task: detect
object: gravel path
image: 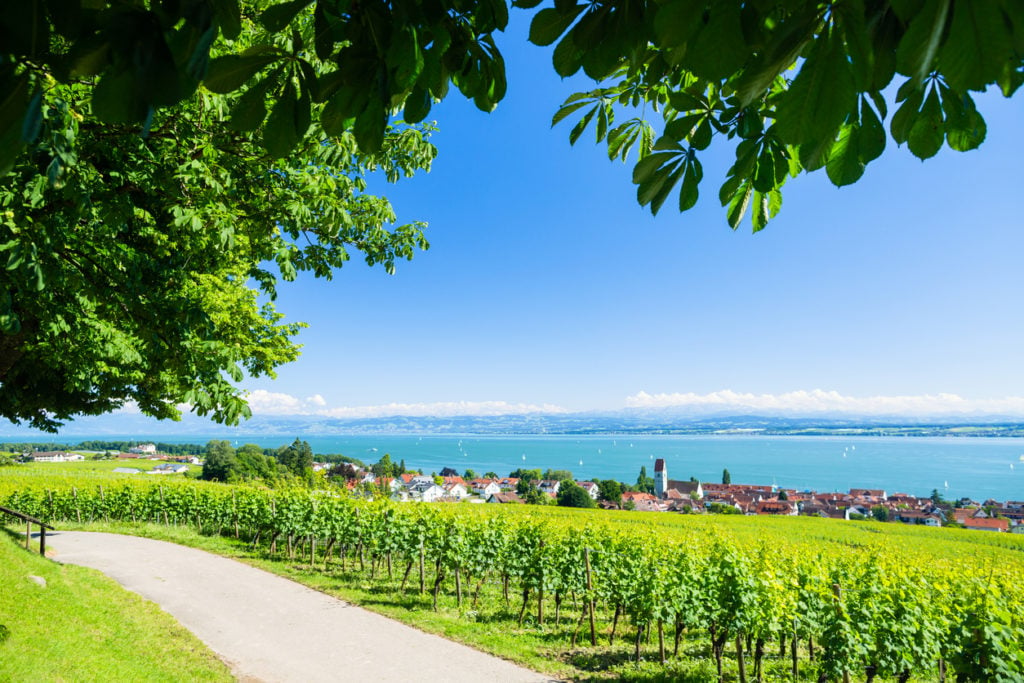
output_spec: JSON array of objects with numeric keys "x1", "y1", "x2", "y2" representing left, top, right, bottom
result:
[{"x1": 48, "y1": 531, "x2": 553, "y2": 683}]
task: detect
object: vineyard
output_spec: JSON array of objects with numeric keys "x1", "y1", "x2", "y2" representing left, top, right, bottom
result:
[{"x1": 2, "y1": 477, "x2": 1023, "y2": 682}]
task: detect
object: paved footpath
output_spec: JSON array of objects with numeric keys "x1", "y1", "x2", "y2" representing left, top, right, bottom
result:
[{"x1": 48, "y1": 531, "x2": 554, "y2": 683}]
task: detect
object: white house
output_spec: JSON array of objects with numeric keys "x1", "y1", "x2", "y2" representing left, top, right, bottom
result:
[
  {"x1": 148, "y1": 463, "x2": 188, "y2": 475},
  {"x1": 414, "y1": 484, "x2": 447, "y2": 503},
  {"x1": 469, "y1": 479, "x2": 501, "y2": 497},
  {"x1": 538, "y1": 480, "x2": 561, "y2": 495},
  {"x1": 32, "y1": 451, "x2": 84, "y2": 462},
  {"x1": 577, "y1": 481, "x2": 600, "y2": 500},
  {"x1": 130, "y1": 443, "x2": 158, "y2": 454},
  {"x1": 444, "y1": 483, "x2": 469, "y2": 501}
]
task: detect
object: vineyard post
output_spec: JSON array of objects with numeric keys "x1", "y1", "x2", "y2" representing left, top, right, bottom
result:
[
  {"x1": 791, "y1": 617, "x2": 798, "y2": 681},
  {"x1": 537, "y1": 540, "x2": 545, "y2": 626},
  {"x1": 72, "y1": 487, "x2": 81, "y2": 523},
  {"x1": 160, "y1": 486, "x2": 168, "y2": 525},
  {"x1": 832, "y1": 583, "x2": 850, "y2": 683},
  {"x1": 46, "y1": 489, "x2": 53, "y2": 517},
  {"x1": 232, "y1": 490, "x2": 239, "y2": 538},
  {"x1": 419, "y1": 539, "x2": 425, "y2": 594},
  {"x1": 736, "y1": 636, "x2": 747, "y2": 683},
  {"x1": 585, "y1": 547, "x2": 597, "y2": 646},
  {"x1": 658, "y1": 621, "x2": 666, "y2": 665},
  {"x1": 98, "y1": 485, "x2": 108, "y2": 523}
]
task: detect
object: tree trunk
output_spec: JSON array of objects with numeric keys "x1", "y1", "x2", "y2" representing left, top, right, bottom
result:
[
  {"x1": 674, "y1": 619, "x2": 684, "y2": 657},
  {"x1": 400, "y1": 560, "x2": 414, "y2": 591},
  {"x1": 736, "y1": 635, "x2": 747, "y2": 683},
  {"x1": 455, "y1": 567, "x2": 462, "y2": 607},
  {"x1": 609, "y1": 604, "x2": 621, "y2": 645},
  {"x1": 432, "y1": 564, "x2": 446, "y2": 611},
  {"x1": 754, "y1": 637, "x2": 764, "y2": 683},
  {"x1": 518, "y1": 588, "x2": 530, "y2": 626}
]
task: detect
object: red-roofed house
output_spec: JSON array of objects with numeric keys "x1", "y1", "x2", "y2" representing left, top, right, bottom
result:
[{"x1": 964, "y1": 517, "x2": 1009, "y2": 532}]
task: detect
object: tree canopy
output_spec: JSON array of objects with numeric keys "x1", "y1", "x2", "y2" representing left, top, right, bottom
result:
[{"x1": 1, "y1": 0, "x2": 1021, "y2": 428}]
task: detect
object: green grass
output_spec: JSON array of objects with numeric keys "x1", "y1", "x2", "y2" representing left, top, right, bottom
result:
[
  {"x1": 0, "y1": 526, "x2": 231, "y2": 682},
  {"x1": 2, "y1": 458, "x2": 196, "y2": 478}
]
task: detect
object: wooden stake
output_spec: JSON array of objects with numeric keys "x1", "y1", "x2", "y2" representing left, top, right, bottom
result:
[{"x1": 584, "y1": 547, "x2": 597, "y2": 646}]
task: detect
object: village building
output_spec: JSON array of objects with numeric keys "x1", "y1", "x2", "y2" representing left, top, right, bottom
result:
[
  {"x1": 487, "y1": 492, "x2": 523, "y2": 504},
  {"x1": 577, "y1": 481, "x2": 600, "y2": 500},
  {"x1": 31, "y1": 451, "x2": 84, "y2": 462},
  {"x1": 469, "y1": 479, "x2": 501, "y2": 497},
  {"x1": 148, "y1": 463, "x2": 188, "y2": 475},
  {"x1": 964, "y1": 517, "x2": 1009, "y2": 532}
]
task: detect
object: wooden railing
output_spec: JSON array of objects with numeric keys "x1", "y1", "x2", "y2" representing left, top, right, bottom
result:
[{"x1": 0, "y1": 505, "x2": 54, "y2": 556}]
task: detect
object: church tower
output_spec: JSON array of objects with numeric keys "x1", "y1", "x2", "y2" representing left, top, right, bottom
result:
[{"x1": 654, "y1": 458, "x2": 667, "y2": 498}]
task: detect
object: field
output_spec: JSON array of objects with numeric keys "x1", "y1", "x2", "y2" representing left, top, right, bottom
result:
[
  {"x1": 1, "y1": 459, "x2": 197, "y2": 478},
  {"x1": 2, "y1": 469, "x2": 1023, "y2": 682}
]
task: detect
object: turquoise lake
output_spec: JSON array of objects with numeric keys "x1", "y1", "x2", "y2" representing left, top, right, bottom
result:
[{"x1": 49, "y1": 433, "x2": 1023, "y2": 502}]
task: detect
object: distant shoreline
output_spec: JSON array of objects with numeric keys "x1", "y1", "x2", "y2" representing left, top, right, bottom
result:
[{"x1": 8, "y1": 426, "x2": 1024, "y2": 441}]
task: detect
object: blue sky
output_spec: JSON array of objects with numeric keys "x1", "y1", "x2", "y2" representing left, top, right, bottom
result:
[
  {"x1": 19, "y1": 14, "x2": 1024, "y2": 435},
  {"x1": 223, "y1": 12, "x2": 1024, "y2": 420}
]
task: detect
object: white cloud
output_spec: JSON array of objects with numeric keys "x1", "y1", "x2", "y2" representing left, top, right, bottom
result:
[
  {"x1": 624, "y1": 389, "x2": 1024, "y2": 416},
  {"x1": 243, "y1": 391, "x2": 566, "y2": 418}
]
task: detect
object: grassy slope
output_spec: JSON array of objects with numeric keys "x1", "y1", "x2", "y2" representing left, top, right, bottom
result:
[{"x1": 0, "y1": 529, "x2": 231, "y2": 682}]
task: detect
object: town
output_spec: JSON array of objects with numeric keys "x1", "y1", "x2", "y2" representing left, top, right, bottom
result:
[{"x1": 340, "y1": 456, "x2": 1024, "y2": 533}]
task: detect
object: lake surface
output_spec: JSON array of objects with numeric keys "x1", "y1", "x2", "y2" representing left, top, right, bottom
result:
[{"x1": 18, "y1": 433, "x2": 1023, "y2": 502}]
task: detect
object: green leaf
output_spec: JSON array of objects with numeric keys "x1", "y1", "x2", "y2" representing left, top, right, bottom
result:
[
  {"x1": 890, "y1": 86, "x2": 924, "y2": 145},
  {"x1": 895, "y1": 0, "x2": 950, "y2": 85},
  {"x1": 632, "y1": 151, "x2": 678, "y2": 185},
  {"x1": 646, "y1": 159, "x2": 686, "y2": 214},
  {"x1": 529, "y1": 7, "x2": 582, "y2": 47},
  {"x1": 941, "y1": 87, "x2": 986, "y2": 152},
  {"x1": 858, "y1": 97, "x2": 886, "y2": 163},
  {"x1": 826, "y1": 123, "x2": 864, "y2": 186},
  {"x1": 752, "y1": 150, "x2": 776, "y2": 193},
  {"x1": 263, "y1": 82, "x2": 301, "y2": 158},
  {"x1": 679, "y1": 156, "x2": 702, "y2": 212},
  {"x1": 552, "y1": 32, "x2": 584, "y2": 77},
  {"x1": 228, "y1": 74, "x2": 275, "y2": 132},
  {"x1": 353, "y1": 98, "x2": 386, "y2": 153},
  {"x1": 205, "y1": 51, "x2": 281, "y2": 94},
  {"x1": 907, "y1": 86, "x2": 944, "y2": 159},
  {"x1": 261, "y1": 0, "x2": 314, "y2": 32},
  {"x1": 210, "y1": 0, "x2": 242, "y2": 40},
  {"x1": 552, "y1": 98, "x2": 591, "y2": 127},
  {"x1": 653, "y1": 0, "x2": 704, "y2": 49},
  {"x1": 322, "y1": 86, "x2": 367, "y2": 136},
  {"x1": 403, "y1": 86, "x2": 432, "y2": 124},
  {"x1": 938, "y1": 0, "x2": 1013, "y2": 92},
  {"x1": 688, "y1": 3, "x2": 748, "y2": 81},
  {"x1": 20, "y1": 90, "x2": 42, "y2": 144},
  {"x1": 774, "y1": 28, "x2": 856, "y2": 148},
  {"x1": 92, "y1": 69, "x2": 147, "y2": 123},
  {"x1": 389, "y1": 27, "x2": 424, "y2": 90},
  {"x1": 833, "y1": 0, "x2": 872, "y2": 89},
  {"x1": 668, "y1": 90, "x2": 705, "y2": 113},
  {"x1": 727, "y1": 181, "x2": 753, "y2": 230},
  {"x1": 568, "y1": 105, "x2": 598, "y2": 145},
  {"x1": 732, "y1": 8, "x2": 820, "y2": 107}
]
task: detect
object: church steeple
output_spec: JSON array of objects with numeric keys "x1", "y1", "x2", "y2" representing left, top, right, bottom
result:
[{"x1": 654, "y1": 458, "x2": 667, "y2": 498}]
